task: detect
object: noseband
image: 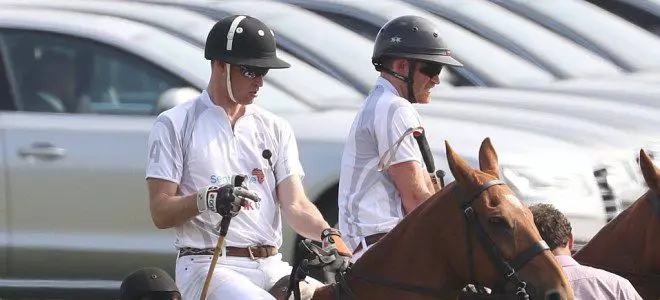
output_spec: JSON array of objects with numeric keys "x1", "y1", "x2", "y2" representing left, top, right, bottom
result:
[{"x1": 341, "y1": 180, "x2": 549, "y2": 300}]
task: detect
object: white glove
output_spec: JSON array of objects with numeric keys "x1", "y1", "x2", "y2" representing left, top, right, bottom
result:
[{"x1": 196, "y1": 175, "x2": 260, "y2": 216}]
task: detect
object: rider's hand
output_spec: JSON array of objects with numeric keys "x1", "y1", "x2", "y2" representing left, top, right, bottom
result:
[
  {"x1": 321, "y1": 228, "x2": 352, "y2": 257},
  {"x1": 196, "y1": 175, "x2": 261, "y2": 217},
  {"x1": 320, "y1": 228, "x2": 352, "y2": 275}
]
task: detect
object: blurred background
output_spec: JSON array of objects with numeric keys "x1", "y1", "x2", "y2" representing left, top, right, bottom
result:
[{"x1": 0, "y1": 0, "x2": 659, "y2": 298}]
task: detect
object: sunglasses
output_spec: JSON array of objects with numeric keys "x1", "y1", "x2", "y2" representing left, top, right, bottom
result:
[
  {"x1": 419, "y1": 63, "x2": 443, "y2": 78},
  {"x1": 239, "y1": 65, "x2": 269, "y2": 79}
]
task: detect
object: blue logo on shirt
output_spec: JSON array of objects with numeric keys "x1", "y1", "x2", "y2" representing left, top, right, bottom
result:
[{"x1": 210, "y1": 174, "x2": 263, "y2": 185}]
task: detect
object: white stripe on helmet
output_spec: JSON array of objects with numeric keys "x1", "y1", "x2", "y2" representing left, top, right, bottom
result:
[{"x1": 226, "y1": 15, "x2": 247, "y2": 51}]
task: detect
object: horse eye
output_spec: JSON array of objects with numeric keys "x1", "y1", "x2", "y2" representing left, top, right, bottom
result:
[{"x1": 488, "y1": 216, "x2": 508, "y2": 228}]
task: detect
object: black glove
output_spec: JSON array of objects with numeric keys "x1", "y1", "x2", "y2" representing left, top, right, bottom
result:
[
  {"x1": 197, "y1": 175, "x2": 261, "y2": 217},
  {"x1": 320, "y1": 228, "x2": 352, "y2": 275}
]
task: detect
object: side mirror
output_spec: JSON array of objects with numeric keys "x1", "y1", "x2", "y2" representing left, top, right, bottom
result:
[{"x1": 154, "y1": 87, "x2": 199, "y2": 115}]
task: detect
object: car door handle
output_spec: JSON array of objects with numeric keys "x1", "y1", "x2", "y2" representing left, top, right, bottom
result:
[{"x1": 18, "y1": 143, "x2": 66, "y2": 160}]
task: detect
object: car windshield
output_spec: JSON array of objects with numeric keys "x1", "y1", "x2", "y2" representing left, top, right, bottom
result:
[
  {"x1": 516, "y1": 0, "x2": 660, "y2": 71},
  {"x1": 209, "y1": 0, "x2": 379, "y2": 90},
  {"x1": 430, "y1": 0, "x2": 623, "y2": 78},
  {"x1": 327, "y1": 0, "x2": 555, "y2": 87}
]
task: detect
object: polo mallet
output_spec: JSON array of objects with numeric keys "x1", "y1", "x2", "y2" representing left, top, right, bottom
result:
[
  {"x1": 412, "y1": 128, "x2": 445, "y2": 192},
  {"x1": 200, "y1": 175, "x2": 248, "y2": 300}
]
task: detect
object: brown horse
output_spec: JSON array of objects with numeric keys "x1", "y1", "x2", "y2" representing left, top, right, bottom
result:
[
  {"x1": 295, "y1": 138, "x2": 572, "y2": 300},
  {"x1": 574, "y1": 149, "x2": 660, "y2": 300}
]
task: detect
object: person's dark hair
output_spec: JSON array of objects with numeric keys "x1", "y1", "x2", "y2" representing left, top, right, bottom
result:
[
  {"x1": 529, "y1": 204, "x2": 572, "y2": 250},
  {"x1": 379, "y1": 57, "x2": 397, "y2": 70}
]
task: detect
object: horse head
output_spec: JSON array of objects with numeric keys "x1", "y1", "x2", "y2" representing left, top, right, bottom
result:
[
  {"x1": 325, "y1": 138, "x2": 573, "y2": 300},
  {"x1": 574, "y1": 149, "x2": 660, "y2": 299}
]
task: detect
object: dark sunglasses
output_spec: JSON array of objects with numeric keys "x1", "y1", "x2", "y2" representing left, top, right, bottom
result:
[
  {"x1": 239, "y1": 65, "x2": 269, "y2": 79},
  {"x1": 419, "y1": 63, "x2": 443, "y2": 78}
]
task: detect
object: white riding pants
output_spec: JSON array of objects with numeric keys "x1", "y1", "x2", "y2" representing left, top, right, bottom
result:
[{"x1": 176, "y1": 248, "x2": 320, "y2": 300}]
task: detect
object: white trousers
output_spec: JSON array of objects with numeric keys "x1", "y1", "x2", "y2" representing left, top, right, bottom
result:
[{"x1": 176, "y1": 250, "x2": 320, "y2": 300}]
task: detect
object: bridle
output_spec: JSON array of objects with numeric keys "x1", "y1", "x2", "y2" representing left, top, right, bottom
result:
[
  {"x1": 456, "y1": 180, "x2": 549, "y2": 299},
  {"x1": 338, "y1": 180, "x2": 550, "y2": 300}
]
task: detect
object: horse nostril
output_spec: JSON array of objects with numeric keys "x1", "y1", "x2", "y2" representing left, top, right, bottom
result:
[{"x1": 545, "y1": 289, "x2": 562, "y2": 300}]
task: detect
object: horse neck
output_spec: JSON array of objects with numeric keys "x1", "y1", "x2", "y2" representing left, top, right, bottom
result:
[
  {"x1": 348, "y1": 183, "x2": 464, "y2": 292},
  {"x1": 576, "y1": 195, "x2": 656, "y2": 271}
]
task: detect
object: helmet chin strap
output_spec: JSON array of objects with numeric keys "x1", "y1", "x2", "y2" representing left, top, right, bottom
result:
[
  {"x1": 225, "y1": 63, "x2": 238, "y2": 103},
  {"x1": 381, "y1": 61, "x2": 417, "y2": 103}
]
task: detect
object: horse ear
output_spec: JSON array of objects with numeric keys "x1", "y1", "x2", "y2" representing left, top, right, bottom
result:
[
  {"x1": 446, "y1": 140, "x2": 472, "y2": 185},
  {"x1": 478, "y1": 137, "x2": 500, "y2": 178},
  {"x1": 640, "y1": 149, "x2": 660, "y2": 192}
]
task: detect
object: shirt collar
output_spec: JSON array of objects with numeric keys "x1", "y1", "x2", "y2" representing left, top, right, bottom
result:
[
  {"x1": 200, "y1": 89, "x2": 255, "y2": 116},
  {"x1": 376, "y1": 76, "x2": 400, "y2": 97},
  {"x1": 555, "y1": 255, "x2": 580, "y2": 267}
]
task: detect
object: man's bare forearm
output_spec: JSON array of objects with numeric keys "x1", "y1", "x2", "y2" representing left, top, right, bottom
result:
[
  {"x1": 282, "y1": 197, "x2": 330, "y2": 241},
  {"x1": 150, "y1": 193, "x2": 198, "y2": 229}
]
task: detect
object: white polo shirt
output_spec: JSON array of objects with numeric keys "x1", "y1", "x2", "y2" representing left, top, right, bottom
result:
[
  {"x1": 146, "y1": 90, "x2": 304, "y2": 249},
  {"x1": 338, "y1": 77, "x2": 424, "y2": 251}
]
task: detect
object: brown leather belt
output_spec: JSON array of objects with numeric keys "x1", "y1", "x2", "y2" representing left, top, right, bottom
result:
[
  {"x1": 353, "y1": 232, "x2": 387, "y2": 255},
  {"x1": 178, "y1": 246, "x2": 278, "y2": 260}
]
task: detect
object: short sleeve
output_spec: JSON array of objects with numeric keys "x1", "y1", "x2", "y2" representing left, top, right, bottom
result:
[
  {"x1": 375, "y1": 104, "x2": 423, "y2": 167},
  {"x1": 274, "y1": 120, "x2": 305, "y2": 184},
  {"x1": 145, "y1": 115, "x2": 183, "y2": 184}
]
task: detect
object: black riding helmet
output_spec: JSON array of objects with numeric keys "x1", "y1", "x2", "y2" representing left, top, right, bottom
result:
[
  {"x1": 205, "y1": 15, "x2": 289, "y2": 102},
  {"x1": 372, "y1": 15, "x2": 462, "y2": 103},
  {"x1": 119, "y1": 267, "x2": 180, "y2": 300},
  {"x1": 205, "y1": 15, "x2": 290, "y2": 69}
]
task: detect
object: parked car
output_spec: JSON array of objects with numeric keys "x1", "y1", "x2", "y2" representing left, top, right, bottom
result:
[
  {"x1": 276, "y1": 0, "x2": 660, "y2": 111},
  {"x1": 404, "y1": 0, "x2": 660, "y2": 84},
  {"x1": 491, "y1": 0, "x2": 660, "y2": 77},
  {"x1": 0, "y1": 0, "x2": 365, "y2": 111},
  {"x1": 586, "y1": 0, "x2": 660, "y2": 37}
]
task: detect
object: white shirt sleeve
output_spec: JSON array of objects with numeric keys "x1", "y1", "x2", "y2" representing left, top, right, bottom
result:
[
  {"x1": 274, "y1": 120, "x2": 305, "y2": 184},
  {"x1": 376, "y1": 104, "x2": 423, "y2": 167},
  {"x1": 145, "y1": 115, "x2": 183, "y2": 184}
]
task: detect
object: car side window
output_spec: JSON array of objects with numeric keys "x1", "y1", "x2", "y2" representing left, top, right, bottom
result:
[{"x1": 1, "y1": 29, "x2": 191, "y2": 115}]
